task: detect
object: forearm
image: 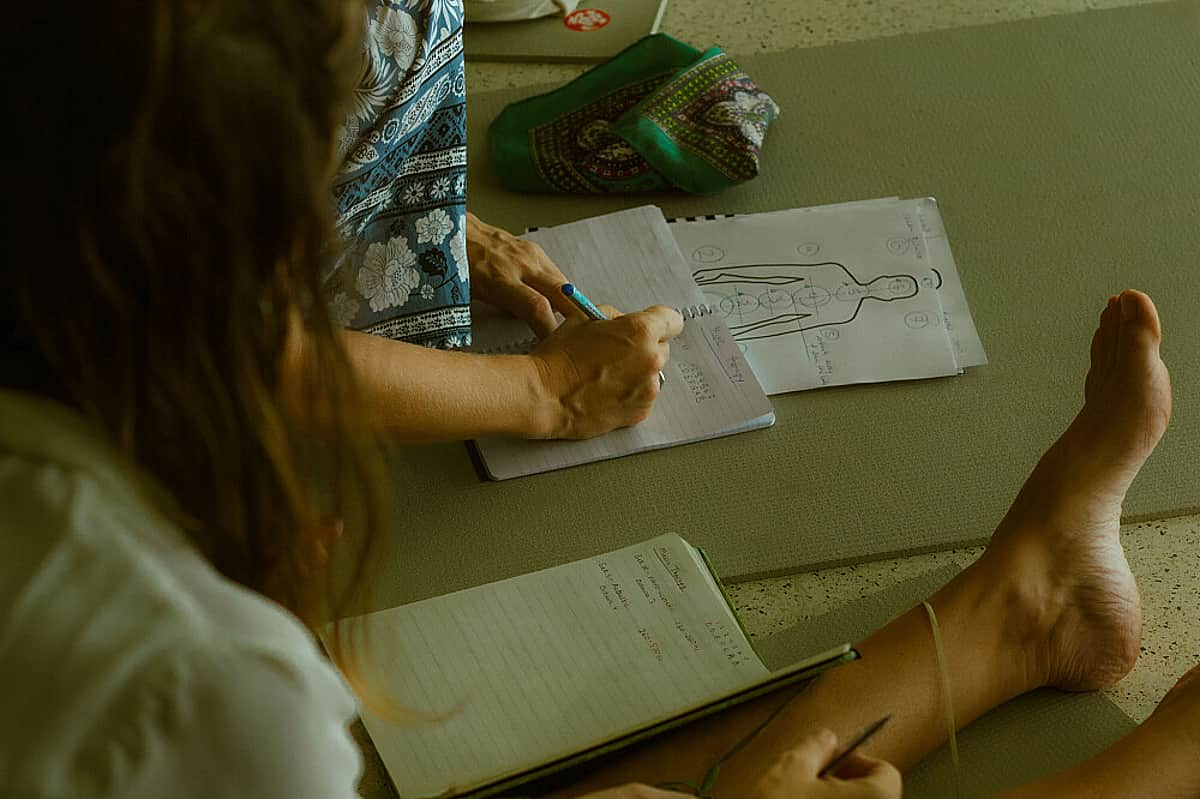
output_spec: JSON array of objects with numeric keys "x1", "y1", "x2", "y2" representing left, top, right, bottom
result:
[
  {"x1": 286, "y1": 304, "x2": 679, "y2": 443},
  {"x1": 338, "y1": 330, "x2": 553, "y2": 443}
]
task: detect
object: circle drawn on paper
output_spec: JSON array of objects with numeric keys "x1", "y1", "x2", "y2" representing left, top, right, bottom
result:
[
  {"x1": 761, "y1": 288, "x2": 792, "y2": 310},
  {"x1": 887, "y1": 236, "x2": 913, "y2": 255},
  {"x1": 796, "y1": 242, "x2": 821, "y2": 257},
  {"x1": 888, "y1": 276, "x2": 917, "y2": 295},
  {"x1": 691, "y1": 245, "x2": 725, "y2": 263},
  {"x1": 835, "y1": 283, "x2": 869, "y2": 302},
  {"x1": 905, "y1": 311, "x2": 932, "y2": 329},
  {"x1": 793, "y1": 285, "x2": 832, "y2": 309},
  {"x1": 719, "y1": 291, "x2": 759, "y2": 316},
  {"x1": 703, "y1": 290, "x2": 732, "y2": 317},
  {"x1": 563, "y1": 9, "x2": 612, "y2": 31}
]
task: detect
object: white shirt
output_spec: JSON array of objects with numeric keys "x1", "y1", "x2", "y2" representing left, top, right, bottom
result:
[{"x1": 0, "y1": 389, "x2": 363, "y2": 798}]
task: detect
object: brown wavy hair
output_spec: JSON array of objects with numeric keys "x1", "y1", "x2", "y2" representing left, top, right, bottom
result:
[{"x1": 3, "y1": 2, "x2": 382, "y2": 669}]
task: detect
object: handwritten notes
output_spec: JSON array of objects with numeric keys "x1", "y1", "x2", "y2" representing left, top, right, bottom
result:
[
  {"x1": 472, "y1": 207, "x2": 774, "y2": 479},
  {"x1": 348, "y1": 534, "x2": 769, "y2": 799}
]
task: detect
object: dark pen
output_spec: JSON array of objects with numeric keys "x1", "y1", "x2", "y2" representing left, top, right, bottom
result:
[{"x1": 818, "y1": 715, "x2": 892, "y2": 778}]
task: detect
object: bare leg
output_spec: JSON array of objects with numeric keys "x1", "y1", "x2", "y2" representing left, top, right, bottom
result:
[
  {"x1": 999, "y1": 663, "x2": 1200, "y2": 799},
  {"x1": 550, "y1": 291, "x2": 1181, "y2": 795}
]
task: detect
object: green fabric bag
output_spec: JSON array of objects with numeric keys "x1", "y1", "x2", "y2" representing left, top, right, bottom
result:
[{"x1": 488, "y1": 34, "x2": 781, "y2": 195}]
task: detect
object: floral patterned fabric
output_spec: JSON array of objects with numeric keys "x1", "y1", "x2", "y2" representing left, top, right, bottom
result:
[
  {"x1": 327, "y1": 0, "x2": 471, "y2": 349},
  {"x1": 489, "y1": 34, "x2": 780, "y2": 197}
]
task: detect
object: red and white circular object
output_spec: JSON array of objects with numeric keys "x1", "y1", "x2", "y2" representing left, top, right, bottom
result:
[{"x1": 563, "y1": 8, "x2": 612, "y2": 32}]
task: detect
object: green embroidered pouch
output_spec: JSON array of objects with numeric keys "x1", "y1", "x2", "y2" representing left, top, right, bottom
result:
[{"x1": 488, "y1": 34, "x2": 780, "y2": 195}]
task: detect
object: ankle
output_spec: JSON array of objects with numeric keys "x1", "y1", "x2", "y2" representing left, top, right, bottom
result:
[{"x1": 933, "y1": 556, "x2": 1056, "y2": 698}]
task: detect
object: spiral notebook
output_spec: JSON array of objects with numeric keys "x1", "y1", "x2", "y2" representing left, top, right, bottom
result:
[{"x1": 471, "y1": 206, "x2": 774, "y2": 480}]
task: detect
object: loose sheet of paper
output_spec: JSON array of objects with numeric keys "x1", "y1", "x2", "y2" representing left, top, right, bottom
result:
[
  {"x1": 668, "y1": 198, "x2": 985, "y2": 395},
  {"x1": 472, "y1": 206, "x2": 774, "y2": 479},
  {"x1": 350, "y1": 533, "x2": 768, "y2": 799},
  {"x1": 915, "y1": 198, "x2": 987, "y2": 367}
]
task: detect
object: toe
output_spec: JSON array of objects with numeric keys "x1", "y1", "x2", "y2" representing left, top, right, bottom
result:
[
  {"x1": 1086, "y1": 328, "x2": 1103, "y2": 398},
  {"x1": 1116, "y1": 290, "x2": 1163, "y2": 367},
  {"x1": 1100, "y1": 295, "x2": 1121, "y2": 365},
  {"x1": 1086, "y1": 296, "x2": 1121, "y2": 399},
  {"x1": 1119, "y1": 289, "x2": 1162, "y2": 338}
]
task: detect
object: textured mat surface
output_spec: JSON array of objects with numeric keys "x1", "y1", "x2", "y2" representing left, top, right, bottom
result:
[{"x1": 371, "y1": 1, "x2": 1200, "y2": 608}]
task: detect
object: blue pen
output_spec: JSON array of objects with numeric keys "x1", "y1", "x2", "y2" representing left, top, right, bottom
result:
[
  {"x1": 560, "y1": 283, "x2": 609, "y2": 321},
  {"x1": 561, "y1": 283, "x2": 666, "y2": 388}
]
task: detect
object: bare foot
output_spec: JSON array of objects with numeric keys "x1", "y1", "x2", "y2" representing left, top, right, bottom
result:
[{"x1": 983, "y1": 290, "x2": 1171, "y2": 691}]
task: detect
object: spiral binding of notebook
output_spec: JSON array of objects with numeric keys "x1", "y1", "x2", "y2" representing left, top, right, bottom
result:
[
  {"x1": 679, "y1": 303, "x2": 715, "y2": 320},
  {"x1": 470, "y1": 302, "x2": 716, "y2": 354},
  {"x1": 524, "y1": 214, "x2": 734, "y2": 234}
]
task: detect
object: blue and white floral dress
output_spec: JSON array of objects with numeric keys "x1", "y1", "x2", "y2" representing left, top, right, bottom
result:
[{"x1": 327, "y1": 0, "x2": 471, "y2": 349}]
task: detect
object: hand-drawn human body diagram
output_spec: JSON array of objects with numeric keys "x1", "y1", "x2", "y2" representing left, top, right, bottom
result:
[
  {"x1": 668, "y1": 199, "x2": 982, "y2": 395},
  {"x1": 692, "y1": 262, "x2": 939, "y2": 342}
]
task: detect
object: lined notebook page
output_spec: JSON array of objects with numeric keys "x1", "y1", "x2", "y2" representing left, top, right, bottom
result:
[
  {"x1": 350, "y1": 534, "x2": 769, "y2": 799},
  {"x1": 473, "y1": 207, "x2": 774, "y2": 479}
]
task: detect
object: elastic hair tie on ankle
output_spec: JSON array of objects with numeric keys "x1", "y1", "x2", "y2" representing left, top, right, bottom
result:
[{"x1": 923, "y1": 600, "x2": 962, "y2": 798}]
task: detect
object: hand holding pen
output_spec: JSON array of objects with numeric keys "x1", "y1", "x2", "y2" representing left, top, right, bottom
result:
[
  {"x1": 750, "y1": 719, "x2": 899, "y2": 799},
  {"x1": 523, "y1": 286, "x2": 683, "y2": 440},
  {"x1": 561, "y1": 284, "x2": 667, "y2": 388}
]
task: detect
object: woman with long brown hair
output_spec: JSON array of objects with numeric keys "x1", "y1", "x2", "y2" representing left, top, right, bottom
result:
[{"x1": 3, "y1": 3, "x2": 1199, "y2": 799}]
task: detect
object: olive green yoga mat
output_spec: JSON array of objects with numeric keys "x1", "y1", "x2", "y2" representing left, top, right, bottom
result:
[
  {"x1": 372, "y1": 1, "x2": 1200, "y2": 609},
  {"x1": 758, "y1": 566, "x2": 1136, "y2": 798}
]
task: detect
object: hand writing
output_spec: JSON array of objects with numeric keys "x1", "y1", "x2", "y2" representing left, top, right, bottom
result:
[
  {"x1": 750, "y1": 729, "x2": 901, "y2": 799},
  {"x1": 529, "y1": 305, "x2": 683, "y2": 440},
  {"x1": 466, "y1": 212, "x2": 577, "y2": 338}
]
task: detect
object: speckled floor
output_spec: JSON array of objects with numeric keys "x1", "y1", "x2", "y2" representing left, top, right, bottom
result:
[
  {"x1": 466, "y1": 0, "x2": 1195, "y2": 726},
  {"x1": 725, "y1": 516, "x2": 1200, "y2": 724},
  {"x1": 465, "y1": 0, "x2": 1166, "y2": 92},
  {"x1": 356, "y1": 4, "x2": 1198, "y2": 796}
]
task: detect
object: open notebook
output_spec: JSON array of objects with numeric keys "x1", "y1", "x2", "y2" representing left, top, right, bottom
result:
[
  {"x1": 334, "y1": 534, "x2": 856, "y2": 799},
  {"x1": 471, "y1": 206, "x2": 775, "y2": 480}
]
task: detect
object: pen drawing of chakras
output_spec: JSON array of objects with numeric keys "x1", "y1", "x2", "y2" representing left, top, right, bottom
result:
[{"x1": 692, "y1": 261, "x2": 920, "y2": 341}]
